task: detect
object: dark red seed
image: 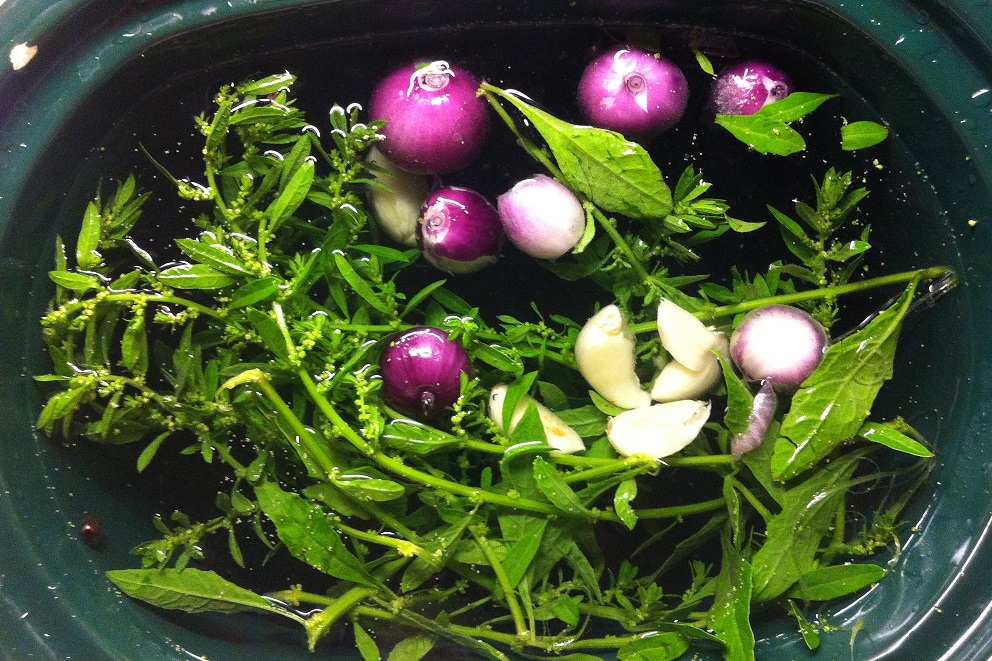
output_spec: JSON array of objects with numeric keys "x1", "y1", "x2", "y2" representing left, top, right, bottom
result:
[{"x1": 80, "y1": 516, "x2": 103, "y2": 548}]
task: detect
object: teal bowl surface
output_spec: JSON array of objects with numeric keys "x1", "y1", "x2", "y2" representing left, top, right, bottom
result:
[{"x1": 1, "y1": 1, "x2": 991, "y2": 659}]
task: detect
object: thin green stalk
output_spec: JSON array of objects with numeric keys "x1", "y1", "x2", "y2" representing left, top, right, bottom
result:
[
  {"x1": 304, "y1": 585, "x2": 377, "y2": 651},
  {"x1": 564, "y1": 455, "x2": 655, "y2": 485},
  {"x1": 54, "y1": 292, "x2": 225, "y2": 321},
  {"x1": 727, "y1": 476, "x2": 774, "y2": 523},
  {"x1": 471, "y1": 528, "x2": 530, "y2": 643},
  {"x1": 589, "y1": 204, "x2": 653, "y2": 284},
  {"x1": 480, "y1": 85, "x2": 563, "y2": 179},
  {"x1": 630, "y1": 265, "x2": 954, "y2": 333},
  {"x1": 334, "y1": 520, "x2": 424, "y2": 558},
  {"x1": 635, "y1": 496, "x2": 727, "y2": 520}
]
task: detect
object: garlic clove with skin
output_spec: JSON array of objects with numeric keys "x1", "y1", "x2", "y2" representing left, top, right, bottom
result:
[
  {"x1": 488, "y1": 384, "x2": 585, "y2": 454},
  {"x1": 651, "y1": 332, "x2": 729, "y2": 402},
  {"x1": 606, "y1": 400, "x2": 711, "y2": 459},
  {"x1": 656, "y1": 299, "x2": 722, "y2": 371},
  {"x1": 575, "y1": 305, "x2": 652, "y2": 410},
  {"x1": 366, "y1": 146, "x2": 430, "y2": 247}
]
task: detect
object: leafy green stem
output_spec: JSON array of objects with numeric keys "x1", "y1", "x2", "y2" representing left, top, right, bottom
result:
[
  {"x1": 471, "y1": 527, "x2": 531, "y2": 643},
  {"x1": 479, "y1": 85, "x2": 564, "y2": 180},
  {"x1": 589, "y1": 204, "x2": 653, "y2": 284},
  {"x1": 304, "y1": 585, "x2": 378, "y2": 651}
]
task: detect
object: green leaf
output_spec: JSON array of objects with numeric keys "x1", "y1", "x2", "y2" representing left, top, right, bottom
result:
[
  {"x1": 106, "y1": 567, "x2": 295, "y2": 617},
  {"x1": 714, "y1": 114, "x2": 806, "y2": 156},
  {"x1": 841, "y1": 121, "x2": 889, "y2": 151},
  {"x1": 751, "y1": 450, "x2": 863, "y2": 601},
  {"x1": 121, "y1": 313, "x2": 148, "y2": 375},
  {"x1": 788, "y1": 563, "x2": 886, "y2": 601},
  {"x1": 501, "y1": 372, "x2": 539, "y2": 435},
  {"x1": 694, "y1": 49, "x2": 715, "y2": 76},
  {"x1": 354, "y1": 622, "x2": 382, "y2": 661},
  {"x1": 228, "y1": 276, "x2": 281, "y2": 309},
  {"x1": 710, "y1": 534, "x2": 755, "y2": 661},
  {"x1": 254, "y1": 481, "x2": 380, "y2": 588},
  {"x1": 48, "y1": 270, "x2": 101, "y2": 292},
  {"x1": 332, "y1": 474, "x2": 406, "y2": 502},
  {"x1": 789, "y1": 600, "x2": 821, "y2": 650},
  {"x1": 387, "y1": 635, "x2": 437, "y2": 661},
  {"x1": 857, "y1": 421, "x2": 933, "y2": 457},
  {"x1": 176, "y1": 238, "x2": 249, "y2": 275},
  {"x1": 36, "y1": 386, "x2": 90, "y2": 432},
  {"x1": 759, "y1": 92, "x2": 837, "y2": 122},
  {"x1": 487, "y1": 87, "x2": 672, "y2": 219},
  {"x1": 772, "y1": 283, "x2": 917, "y2": 480},
  {"x1": 245, "y1": 307, "x2": 290, "y2": 359},
  {"x1": 266, "y1": 158, "x2": 314, "y2": 229},
  {"x1": 158, "y1": 264, "x2": 236, "y2": 290},
  {"x1": 500, "y1": 518, "x2": 548, "y2": 587},
  {"x1": 533, "y1": 456, "x2": 588, "y2": 517},
  {"x1": 555, "y1": 405, "x2": 608, "y2": 438},
  {"x1": 136, "y1": 432, "x2": 171, "y2": 473},
  {"x1": 614, "y1": 479, "x2": 638, "y2": 530},
  {"x1": 617, "y1": 632, "x2": 690, "y2": 661},
  {"x1": 333, "y1": 252, "x2": 393, "y2": 315},
  {"x1": 236, "y1": 72, "x2": 296, "y2": 97},
  {"x1": 76, "y1": 200, "x2": 102, "y2": 269}
]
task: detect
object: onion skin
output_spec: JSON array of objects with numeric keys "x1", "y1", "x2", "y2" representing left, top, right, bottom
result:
[
  {"x1": 418, "y1": 186, "x2": 503, "y2": 274},
  {"x1": 380, "y1": 327, "x2": 472, "y2": 419},
  {"x1": 369, "y1": 60, "x2": 489, "y2": 174},
  {"x1": 730, "y1": 305, "x2": 828, "y2": 387},
  {"x1": 366, "y1": 147, "x2": 429, "y2": 246},
  {"x1": 497, "y1": 175, "x2": 586, "y2": 259},
  {"x1": 731, "y1": 380, "x2": 777, "y2": 461},
  {"x1": 575, "y1": 305, "x2": 651, "y2": 409},
  {"x1": 577, "y1": 45, "x2": 689, "y2": 141},
  {"x1": 711, "y1": 60, "x2": 792, "y2": 115}
]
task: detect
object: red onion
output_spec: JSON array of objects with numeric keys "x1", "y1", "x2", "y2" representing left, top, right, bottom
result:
[
  {"x1": 711, "y1": 60, "x2": 792, "y2": 115},
  {"x1": 380, "y1": 327, "x2": 472, "y2": 419},
  {"x1": 496, "y1": 175, "x2": 585, "y2": 259},
  {"x1": 730, "y1": 305, "x2": 828, "y2": 387},
  {"x1": 577, "y1": 45, "x2": 689, "y2": 141},
  {"x1": 418, "y1": 186, "x2": 503, "y2": 274},
  {"x1": 369, "y1": 60, "x2": 489, "y2": 174}
]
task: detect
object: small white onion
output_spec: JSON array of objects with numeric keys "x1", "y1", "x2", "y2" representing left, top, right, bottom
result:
[
  {"x1": 575, "y1": 305, "x2": 651, "y2": 410},
  {"x1": 366, "y1": 147, "x2": 429, "y2": 246},
  {"x1": 606, "y1": 400, "x2": 711, "y2": 458},
  {"x1": 496, "y1": 175, "x2": 585, "y2": 259},
  {"x1": 488, "y1": 384, "x2": 585, "y2": 454}
]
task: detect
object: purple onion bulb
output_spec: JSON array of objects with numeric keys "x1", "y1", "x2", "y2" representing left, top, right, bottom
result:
[
  {"x1": 730, "y1": 305, "x2": 828, "y2": 387},
  {"x1": 380, "y1": 327, "x2": 472, "y2": 419},
  {"x1": 731, "y1": 380, "x2": 778, "y2": 461},
  {"x1": 369, "y1": 60, "x2": 489, "y2": 174},
  {"x1": 711, "y1": 60, "x2": 793, "y2": 115},
  {"x1": 418, "y1": 186, "x2": 504, "y2": 274},
  {"x1": 577, "y1": 45, "x2": 689, "y2": 141},
  {"x1": 497, "y1": 175, "x2": 585, "y2": 259}
]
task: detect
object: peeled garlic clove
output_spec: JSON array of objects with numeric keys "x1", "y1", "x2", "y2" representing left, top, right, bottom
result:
[
  {"x1": 488, "y1": 384, "x2": 585, "y2": 454},
  {"x1": 651, "y1": 331, "x2": 729, "y2": 402},
  {"x1": 575, "y1": 305, "x2": 651, "y2": 410},
  {"x1": 657, "y1": 299, "x2": 721, "y2": 372},
  {"x1": 606, "y1": 400, "x2": 711, "y2": 458},
  {"x1": 366, "y1": 146, "x2": 430, "y2": 247}
]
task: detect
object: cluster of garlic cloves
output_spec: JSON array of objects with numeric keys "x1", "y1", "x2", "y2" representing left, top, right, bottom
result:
[{"x1": 574, "y1": 300, "x2": 725, "y2": 459}]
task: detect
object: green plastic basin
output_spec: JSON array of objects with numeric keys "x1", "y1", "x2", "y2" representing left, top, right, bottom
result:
[{"x1": 0, "y1": 0, "x2": 990, "y2": 659}]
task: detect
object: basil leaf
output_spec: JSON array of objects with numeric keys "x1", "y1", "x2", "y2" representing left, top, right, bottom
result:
[
  {"x1": 772, "y1": 283, "x2": 917, "y2": 480},
  {"x1": 157, "y1": 263, "x2": 236, "y2": 290},
  {"x1": 106, "y1": 567, "x2": 293, "y2": 617},
  {"x1": 255, "y1": 481, "x2": 380, "y2": 588},
  {"x1": 841, "y1": 121, "x2": 889, "y2": 151},
  {"x1": 488, "y1": 88, "x2": 672, "y2": 219},
  {"x1": 788, "y1": 563, "x2": 886, "y2": 601},
  {"x1": 857, "y1": 421, "x2": 934, "y2": 457}
]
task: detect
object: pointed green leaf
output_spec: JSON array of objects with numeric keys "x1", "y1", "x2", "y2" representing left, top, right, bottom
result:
[
  {"x1": 48, "y1": 270, "x2": 101, "y2": 292},
  {"x1": 228, "y1": 276, "x2": 281, "y2": 310},
  {"x1": 857, "y1": 421, "x2": 933, "y2": 457},
  {"x1": 841, "y1": 121, "x2": 889, "y2": 151},
  {"x1": 500, "y1": 518, "x2": 548, "y2": 587},
  {"x1": 266, "y1": 158, "x2": 314, "y2": 229},
  {"x1": 76, "y1": 200, "x2": 102, "y2": 269},
  {"x1": 158, "y1": 264, "x2": 236, "y2": 290},
  {"x1": 333, "y1": 252, "x2": 393, "y2": 315},
  {"x1": 788, "y1": 563, "x2": 886, "y2": 601},
  {"x1": 533, "y1": 456, "x2": 588, "y2": 517},
  {"x1": 176, "y1": 238, "x2": 249, "y2": 275}
]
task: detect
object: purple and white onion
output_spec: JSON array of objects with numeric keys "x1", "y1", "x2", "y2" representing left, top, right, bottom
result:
[
  {"x1": 711, "y1": 60, "x2": 792, "y2": 115},
  {"x1": 497, "y1": 175, "x2": 586, "y2": 259},
  {"x1": 577, "y1": 45, "x2": 689, "y2": 141},
  {"x1": 369, "y1": 60, "x2": 489, "y2": 174},
  {"x1": 417, "y1": 186, "x2": 504, "y2": 274},
  {"x1": 731, "y1": 380, "x2": 778, "y2": 461},
  {"x1": 380, "y1": 327, "x2": 472, "y2": 419},
  {"x1": 730, "y1": 305, "x2": 828, "y2": 387}
]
